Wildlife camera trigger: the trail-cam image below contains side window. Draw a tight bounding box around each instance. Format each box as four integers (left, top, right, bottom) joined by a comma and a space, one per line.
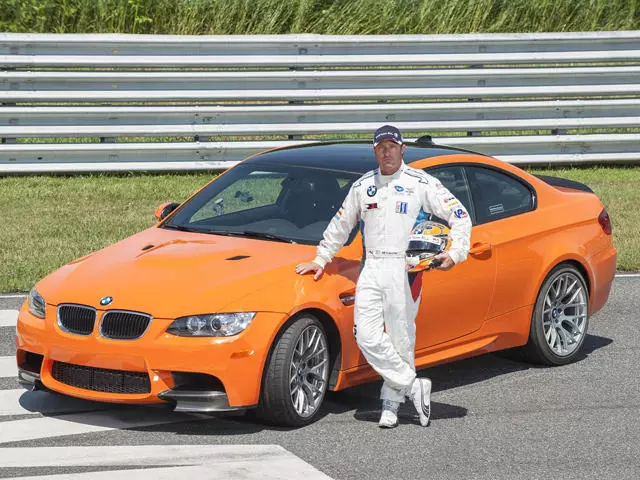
465, 166, 535, 224
425, 165, 476, 225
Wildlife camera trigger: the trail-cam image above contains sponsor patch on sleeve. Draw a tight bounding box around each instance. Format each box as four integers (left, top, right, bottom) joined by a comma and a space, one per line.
454, 208, 468, 219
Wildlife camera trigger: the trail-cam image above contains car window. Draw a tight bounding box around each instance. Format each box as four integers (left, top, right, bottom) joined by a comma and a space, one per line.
425, 165, 476, 225
190, 171, 286, 223
465, 166, 535, 224
165, 164, 358, 245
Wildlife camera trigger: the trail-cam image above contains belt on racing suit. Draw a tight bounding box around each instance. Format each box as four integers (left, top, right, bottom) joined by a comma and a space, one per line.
366, 248, 405, 258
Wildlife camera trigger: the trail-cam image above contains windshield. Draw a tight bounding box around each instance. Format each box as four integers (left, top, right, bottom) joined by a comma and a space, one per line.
164, 164, 360, 245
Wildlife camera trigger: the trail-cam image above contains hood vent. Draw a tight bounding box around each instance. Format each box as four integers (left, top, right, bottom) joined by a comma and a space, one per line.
226, 255, 250, 261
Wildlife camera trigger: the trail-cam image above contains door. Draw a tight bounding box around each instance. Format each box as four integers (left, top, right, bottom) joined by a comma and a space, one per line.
463, 165, 538, 319
414, 165, 497, 349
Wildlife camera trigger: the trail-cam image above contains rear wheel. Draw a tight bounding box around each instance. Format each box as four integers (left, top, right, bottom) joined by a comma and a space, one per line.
523, 264, 589, 365
256, 315, 330, 427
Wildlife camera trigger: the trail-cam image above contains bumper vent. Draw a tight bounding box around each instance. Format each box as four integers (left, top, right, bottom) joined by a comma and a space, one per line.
100, 311, 151, 340
51, 361, 151, 394
58, 305, 96, 335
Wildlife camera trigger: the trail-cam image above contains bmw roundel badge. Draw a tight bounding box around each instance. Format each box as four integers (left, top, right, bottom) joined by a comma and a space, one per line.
100, 296, 113, 306
367, 185, 377, 197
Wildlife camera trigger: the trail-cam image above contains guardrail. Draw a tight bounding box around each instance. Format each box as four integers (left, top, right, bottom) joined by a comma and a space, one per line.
1, 32, 639, 173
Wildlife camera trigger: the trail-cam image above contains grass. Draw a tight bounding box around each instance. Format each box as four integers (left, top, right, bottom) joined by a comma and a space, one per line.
1, 0, 638, 34
1, 166, 638, 293
0, 172, 211, 293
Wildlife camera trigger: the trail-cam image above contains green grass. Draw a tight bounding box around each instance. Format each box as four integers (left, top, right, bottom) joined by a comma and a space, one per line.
1, 166, 638, 293
0, 172, 212, 293
1, 0, 638, 34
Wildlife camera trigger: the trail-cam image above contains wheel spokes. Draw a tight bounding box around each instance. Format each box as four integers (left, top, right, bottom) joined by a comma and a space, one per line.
543, 272, 587, 357
301, 382, 315, 410
289, 325, 329, 417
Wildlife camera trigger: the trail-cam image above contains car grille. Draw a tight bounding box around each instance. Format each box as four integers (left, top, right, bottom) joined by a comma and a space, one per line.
58, 305, 96, 335
51, 361, 151, 394
100, 311, 151, 340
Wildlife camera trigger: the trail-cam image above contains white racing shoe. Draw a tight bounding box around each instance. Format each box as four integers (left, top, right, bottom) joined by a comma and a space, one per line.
378, 399, 400, 428
409, 378, 432, 427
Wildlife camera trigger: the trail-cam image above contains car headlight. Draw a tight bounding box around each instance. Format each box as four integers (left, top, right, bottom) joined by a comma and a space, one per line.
166, 312, 256, 337
28, 288, 46, 319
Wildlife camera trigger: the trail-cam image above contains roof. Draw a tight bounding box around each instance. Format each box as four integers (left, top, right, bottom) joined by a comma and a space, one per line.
243, 141, 474, 174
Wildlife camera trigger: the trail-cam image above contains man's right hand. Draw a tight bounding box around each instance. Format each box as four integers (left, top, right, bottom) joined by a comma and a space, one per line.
295, 261, 324, 281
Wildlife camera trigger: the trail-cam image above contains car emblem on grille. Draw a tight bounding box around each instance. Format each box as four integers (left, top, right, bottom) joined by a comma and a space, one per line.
100, 296, 113, 306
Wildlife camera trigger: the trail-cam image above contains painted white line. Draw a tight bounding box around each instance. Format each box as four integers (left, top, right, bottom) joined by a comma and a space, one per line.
0, 355, 16, 378
0, 389, 112, 417
0, 445, 334, 479
0, 407, 206, 444
0, 309, 18, 327
615, 273, 640, 277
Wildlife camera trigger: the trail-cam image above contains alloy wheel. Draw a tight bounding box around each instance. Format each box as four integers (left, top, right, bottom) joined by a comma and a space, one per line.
542, 272, 588, 357
289, 325, 329, 418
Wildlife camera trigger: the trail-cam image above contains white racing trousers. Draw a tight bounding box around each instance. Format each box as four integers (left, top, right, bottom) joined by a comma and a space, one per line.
354, 255, 422, 403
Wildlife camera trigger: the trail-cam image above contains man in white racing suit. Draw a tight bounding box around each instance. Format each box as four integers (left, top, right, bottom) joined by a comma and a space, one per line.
296, 125, 472, 428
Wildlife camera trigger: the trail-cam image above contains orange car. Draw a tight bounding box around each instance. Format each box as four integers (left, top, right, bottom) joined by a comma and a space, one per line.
16, 140, 616, 426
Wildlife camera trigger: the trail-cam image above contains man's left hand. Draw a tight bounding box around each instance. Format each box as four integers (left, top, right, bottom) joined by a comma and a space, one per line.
431, 253, 455, 271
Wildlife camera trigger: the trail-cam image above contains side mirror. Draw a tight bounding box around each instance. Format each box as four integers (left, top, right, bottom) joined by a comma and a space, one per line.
155, 202, 180, 221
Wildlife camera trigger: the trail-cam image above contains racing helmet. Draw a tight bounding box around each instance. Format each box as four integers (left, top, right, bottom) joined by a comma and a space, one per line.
406, 221, 452, 273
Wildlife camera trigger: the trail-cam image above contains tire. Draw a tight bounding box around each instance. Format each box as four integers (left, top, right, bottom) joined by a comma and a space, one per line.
255, 315, 330, 427
521, 263, 590, 365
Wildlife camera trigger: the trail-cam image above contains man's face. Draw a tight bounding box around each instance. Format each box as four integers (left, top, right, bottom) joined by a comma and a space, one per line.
374, 140, 406, 175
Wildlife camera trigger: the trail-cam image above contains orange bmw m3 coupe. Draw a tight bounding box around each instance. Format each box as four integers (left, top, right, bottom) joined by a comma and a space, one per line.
16, 141, 616, 426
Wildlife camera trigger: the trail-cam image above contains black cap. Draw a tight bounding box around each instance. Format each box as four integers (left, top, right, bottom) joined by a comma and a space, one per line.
373, 125, 403, 147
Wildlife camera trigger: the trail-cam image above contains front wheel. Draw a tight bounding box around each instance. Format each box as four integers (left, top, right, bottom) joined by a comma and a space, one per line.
256, 315, 330, 427
523, 264, 590, 365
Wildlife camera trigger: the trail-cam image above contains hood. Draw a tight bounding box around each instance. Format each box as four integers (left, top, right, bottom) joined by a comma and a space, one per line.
37, 227, 317, 318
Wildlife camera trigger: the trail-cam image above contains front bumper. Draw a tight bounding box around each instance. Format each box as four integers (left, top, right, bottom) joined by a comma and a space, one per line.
16, 303, 286, 410
158, 389, 237, 412
17, 367, 45, 390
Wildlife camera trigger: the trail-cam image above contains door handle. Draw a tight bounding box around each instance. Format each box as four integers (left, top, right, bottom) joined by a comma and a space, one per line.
469, 242, 492, 256
339, 289, 356, 306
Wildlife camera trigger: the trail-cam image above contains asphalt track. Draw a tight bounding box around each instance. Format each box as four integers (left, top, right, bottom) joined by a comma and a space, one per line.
0, 277, 638, 479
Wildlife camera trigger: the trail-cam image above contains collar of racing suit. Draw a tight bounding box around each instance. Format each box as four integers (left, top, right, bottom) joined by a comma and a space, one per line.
376, 162, 406, 185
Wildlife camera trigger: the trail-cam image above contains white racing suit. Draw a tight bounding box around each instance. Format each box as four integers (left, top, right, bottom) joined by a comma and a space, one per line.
313, 163, 472, 403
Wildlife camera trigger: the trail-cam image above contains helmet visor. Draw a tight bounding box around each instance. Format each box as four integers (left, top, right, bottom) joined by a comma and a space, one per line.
406, 238, 443, 256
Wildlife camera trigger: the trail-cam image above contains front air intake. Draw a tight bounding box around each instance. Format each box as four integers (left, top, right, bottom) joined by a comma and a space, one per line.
51, 361, 151, 394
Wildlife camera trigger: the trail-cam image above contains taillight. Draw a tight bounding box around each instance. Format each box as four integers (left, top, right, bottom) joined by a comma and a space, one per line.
598, 209, 612, 235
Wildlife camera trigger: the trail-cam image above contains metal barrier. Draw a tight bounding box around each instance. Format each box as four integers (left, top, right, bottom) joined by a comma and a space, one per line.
1, 32, 639, 173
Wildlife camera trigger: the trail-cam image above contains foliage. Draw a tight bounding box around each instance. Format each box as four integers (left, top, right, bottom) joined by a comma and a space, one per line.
0, 0, 638, 34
